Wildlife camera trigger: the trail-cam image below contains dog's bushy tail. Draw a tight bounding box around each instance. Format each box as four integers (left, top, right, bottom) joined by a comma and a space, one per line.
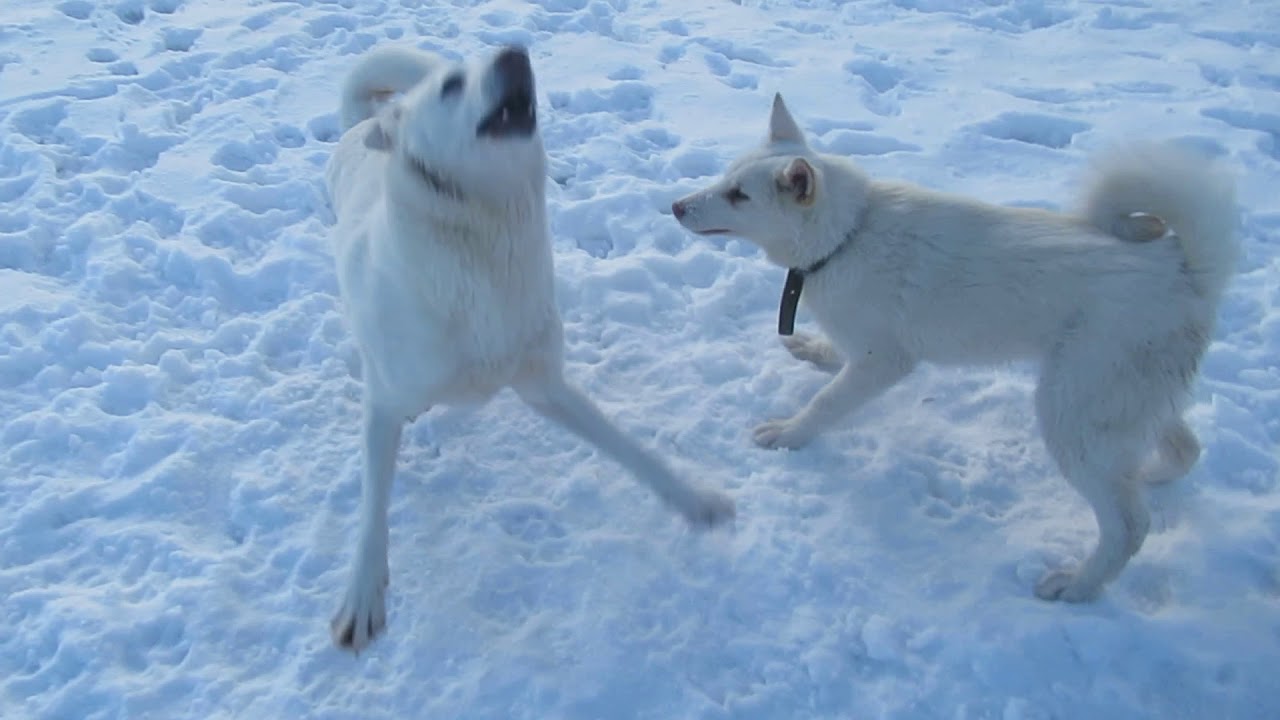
1082, 142, 1239, 300
340, 47, 440, 132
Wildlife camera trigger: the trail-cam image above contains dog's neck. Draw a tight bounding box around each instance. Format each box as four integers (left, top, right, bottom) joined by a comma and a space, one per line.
406, 154, 465, 202
795, 224, 857, 276
778, 225, 858, 336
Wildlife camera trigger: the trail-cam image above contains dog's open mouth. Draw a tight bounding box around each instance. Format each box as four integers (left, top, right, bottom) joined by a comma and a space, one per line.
477, 91, 535, 138
477, 47, 537, 139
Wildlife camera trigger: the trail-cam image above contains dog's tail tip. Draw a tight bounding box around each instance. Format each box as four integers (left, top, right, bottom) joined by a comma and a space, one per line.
1082, 141, 1239, 300
339, 46, 440, 132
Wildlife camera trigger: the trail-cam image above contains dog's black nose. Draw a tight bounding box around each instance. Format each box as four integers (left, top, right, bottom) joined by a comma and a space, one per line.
495, 46, 532, 94
671, 200, 687, 219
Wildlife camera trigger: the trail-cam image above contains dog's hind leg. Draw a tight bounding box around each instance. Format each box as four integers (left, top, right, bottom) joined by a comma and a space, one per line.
1035, 464, 1148, 602
514, 367, 735, 528
781, 332, 843, 373
754, 338, 913, 450
331, 398, 403, 652
1142, 417, 1200, 485
1033, 355, 1151, 602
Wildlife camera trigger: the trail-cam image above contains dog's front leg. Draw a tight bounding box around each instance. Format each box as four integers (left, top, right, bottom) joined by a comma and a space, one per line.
781, 332, 844, 373
514, 371, 735, 528
331, 399, 402, 652
755, 344, 913, 449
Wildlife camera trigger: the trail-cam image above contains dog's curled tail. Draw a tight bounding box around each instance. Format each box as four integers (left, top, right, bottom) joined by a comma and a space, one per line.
340, 47, 440, 132
1082, 142, 1239, 300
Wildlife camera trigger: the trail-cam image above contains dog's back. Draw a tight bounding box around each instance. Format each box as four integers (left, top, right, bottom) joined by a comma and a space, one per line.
820, 142, 1237, 369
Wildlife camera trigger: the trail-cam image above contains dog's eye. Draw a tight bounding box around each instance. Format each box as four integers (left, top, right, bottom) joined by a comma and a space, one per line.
726, 186, 750, 205
440, 73, 464, 98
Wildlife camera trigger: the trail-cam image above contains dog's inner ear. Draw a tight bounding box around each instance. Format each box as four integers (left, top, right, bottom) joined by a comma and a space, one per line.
363, 103, 403, 152
777, 157, 817, 206
768, 93, 806, 146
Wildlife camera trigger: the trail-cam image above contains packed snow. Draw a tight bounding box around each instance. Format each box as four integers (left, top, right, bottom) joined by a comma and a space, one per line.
2, 0, 1277, 718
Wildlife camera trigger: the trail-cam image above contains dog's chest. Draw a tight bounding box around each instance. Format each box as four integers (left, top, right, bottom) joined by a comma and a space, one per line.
798, 259, 886, 336
436, 266, 555, 360
357, 230, 558, 404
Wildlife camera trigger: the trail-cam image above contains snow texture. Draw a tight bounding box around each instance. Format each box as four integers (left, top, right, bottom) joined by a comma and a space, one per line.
2, 0, 1277, 718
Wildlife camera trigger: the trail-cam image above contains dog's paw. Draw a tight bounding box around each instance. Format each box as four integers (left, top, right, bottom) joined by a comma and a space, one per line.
331, 568, 389, 653
780, 332, 841, 371
1034, 568, 1101, 603
753, 419, 811, 450
679, 488, 736, 529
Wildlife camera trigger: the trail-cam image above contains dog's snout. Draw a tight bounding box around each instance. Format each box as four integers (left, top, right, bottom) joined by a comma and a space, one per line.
495, 46, 533, 92
671, 200, 687, 219
496, 45, 530, 68
478, 45, 537, 138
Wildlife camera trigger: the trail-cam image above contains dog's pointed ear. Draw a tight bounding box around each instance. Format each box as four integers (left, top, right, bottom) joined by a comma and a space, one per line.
776, 157, 817, 206
768, 93, 806, 146
363, 103, 403, 151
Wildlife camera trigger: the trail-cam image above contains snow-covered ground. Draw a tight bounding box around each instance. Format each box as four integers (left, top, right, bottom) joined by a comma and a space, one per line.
2, 0, 1277, 717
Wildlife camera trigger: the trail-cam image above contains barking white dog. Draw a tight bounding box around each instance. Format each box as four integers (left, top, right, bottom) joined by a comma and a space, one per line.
673, 94, 1237, 602
325, 45, 734, 651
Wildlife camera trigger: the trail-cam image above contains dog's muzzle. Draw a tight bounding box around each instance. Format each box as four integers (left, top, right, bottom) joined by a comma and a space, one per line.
477, 46, 537, 139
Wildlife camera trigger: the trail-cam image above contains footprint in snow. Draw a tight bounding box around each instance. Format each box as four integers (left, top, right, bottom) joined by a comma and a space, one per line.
492, 499, 568, 545
843, 58, 904, 94
1201, 107, 1280, 160
659, 18, 688, 37
149, 0, 183, 14
87, 48, 119, 63
108, 189, 185, 238
778, 19, 826, 34
161, 27, 202, 53
12, 101, 70, 145
97, 125, 183, 174
973, 111, 1091, 149
964, 2, 1076, 33
547, 83, 654, 122
607, 65, 644, 81
693, 37, 787, 67
273, 125, 306, 149
0, 172, 38, 204
57, 0, 93, 20
1093, 8, 1177, 31
703, 51, 731, 78
304, 14, 358, 39
307, 114, 342, 144
212, 138, 279, 173
817, 129, 920, 156
115, 0, 147, 25
0, 209, 31, 234
658, 43, 684, 64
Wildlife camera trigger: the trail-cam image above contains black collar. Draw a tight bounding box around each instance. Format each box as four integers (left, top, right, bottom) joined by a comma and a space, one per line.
407, 155, 465, 201
777, 229, 855, 336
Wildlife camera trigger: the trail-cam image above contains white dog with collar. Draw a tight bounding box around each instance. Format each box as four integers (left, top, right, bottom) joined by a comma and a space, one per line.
673, 94, 1236, 603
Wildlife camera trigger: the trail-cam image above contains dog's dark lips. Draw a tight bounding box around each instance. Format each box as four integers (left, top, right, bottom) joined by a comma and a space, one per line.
477, 92, 536, 138
695, 229, 732, 236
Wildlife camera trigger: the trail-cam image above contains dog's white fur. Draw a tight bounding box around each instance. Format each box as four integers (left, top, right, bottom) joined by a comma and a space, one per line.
325, 46, 734, 652
674, 94, 1237, 602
